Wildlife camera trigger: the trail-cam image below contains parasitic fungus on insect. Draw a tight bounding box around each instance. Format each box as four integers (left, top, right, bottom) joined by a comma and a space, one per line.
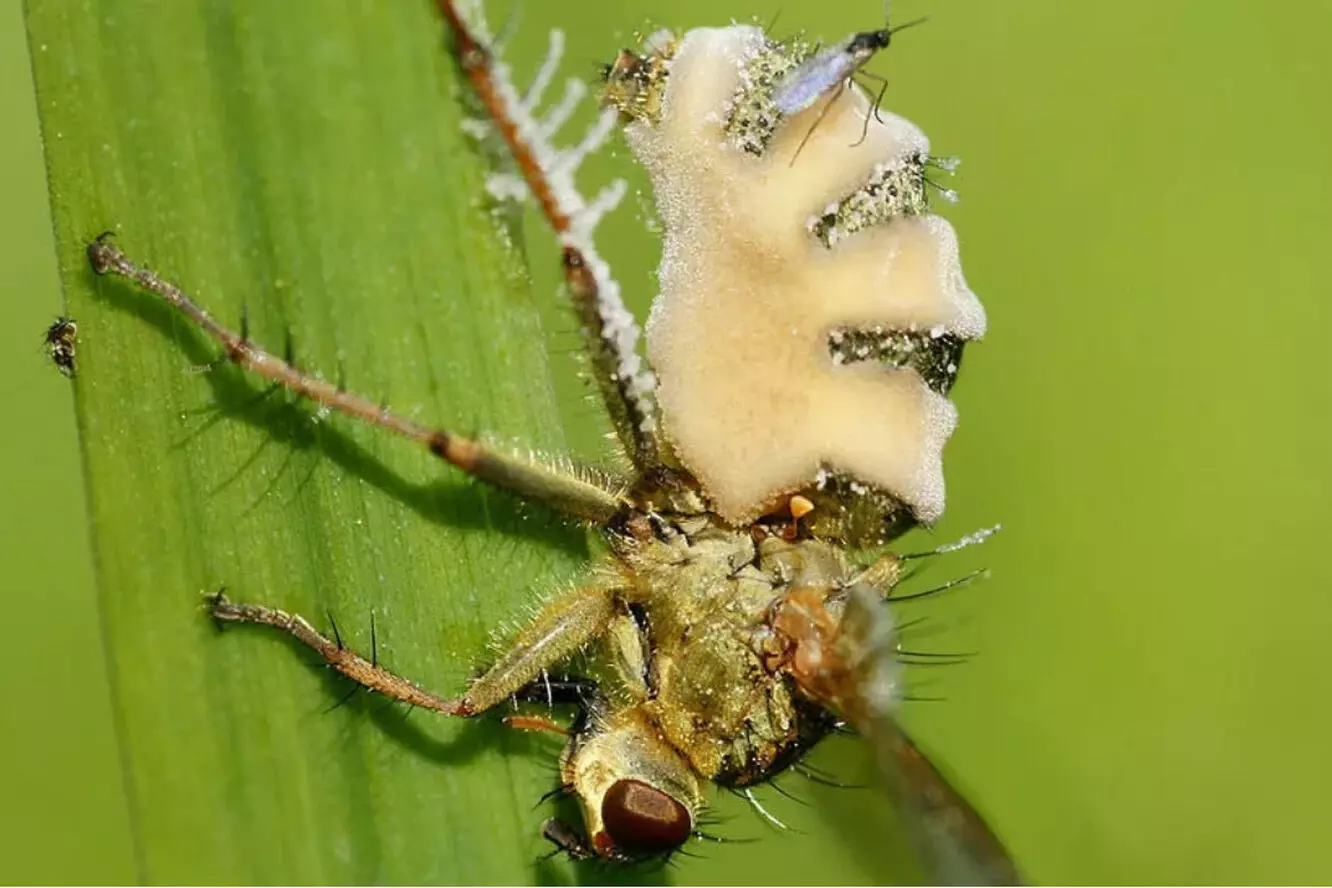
613, 26, 985, 529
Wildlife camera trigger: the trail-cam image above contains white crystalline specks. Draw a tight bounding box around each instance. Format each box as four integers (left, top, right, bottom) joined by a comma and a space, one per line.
931, 523, 1002, 554
627, 26, 985, 524
559, 233, 653, 409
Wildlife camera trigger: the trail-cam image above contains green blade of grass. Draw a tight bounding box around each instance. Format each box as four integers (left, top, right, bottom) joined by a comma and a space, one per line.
26, 0, 923, 883
26, 1, 595, 882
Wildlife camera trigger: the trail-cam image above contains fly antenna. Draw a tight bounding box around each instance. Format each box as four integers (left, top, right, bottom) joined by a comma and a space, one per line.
888, 15, 931, 38
883, 0, 931, 36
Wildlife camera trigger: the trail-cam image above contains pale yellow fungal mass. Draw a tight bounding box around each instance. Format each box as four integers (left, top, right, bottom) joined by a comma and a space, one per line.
625, 26, 985, 525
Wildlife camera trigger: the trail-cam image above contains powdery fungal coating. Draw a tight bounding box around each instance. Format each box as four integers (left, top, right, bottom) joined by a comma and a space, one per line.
727, 38, 813, 154
461, 15, 658, 439
627, 26, 985, 525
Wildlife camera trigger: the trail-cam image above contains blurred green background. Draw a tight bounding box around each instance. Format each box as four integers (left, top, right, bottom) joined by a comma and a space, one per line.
4, 0, 1331, 884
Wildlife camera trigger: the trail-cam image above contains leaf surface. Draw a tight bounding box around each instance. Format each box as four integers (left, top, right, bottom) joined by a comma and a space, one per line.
27, 1, 597, 881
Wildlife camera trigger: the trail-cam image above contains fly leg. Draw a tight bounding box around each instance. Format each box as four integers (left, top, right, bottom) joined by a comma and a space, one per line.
207, 585, 615, 717
432, 1, 660, 470
788, 80, 848, 167
207, 590, 467, 715
88, 235, 625, 524
451, 586, 616, 715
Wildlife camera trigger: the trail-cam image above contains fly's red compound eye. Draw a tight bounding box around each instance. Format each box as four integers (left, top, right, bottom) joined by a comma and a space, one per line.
600, 778, 692, 853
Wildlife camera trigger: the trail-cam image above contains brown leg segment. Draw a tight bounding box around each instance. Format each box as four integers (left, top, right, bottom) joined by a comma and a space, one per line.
206, 590, 469, 715
207, 583, 615, 719
431, 1, 660, 471
88, 235, 624, 524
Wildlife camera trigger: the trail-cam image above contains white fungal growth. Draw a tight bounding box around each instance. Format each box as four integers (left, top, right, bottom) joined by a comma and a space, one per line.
522, 28, 564, 113
453, 6, 656, 433
538, 79, 587, 140
625, 26, 985, 524
484, 172, 529, 202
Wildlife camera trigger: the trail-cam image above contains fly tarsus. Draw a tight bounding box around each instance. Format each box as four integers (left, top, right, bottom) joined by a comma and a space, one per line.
205, 589, 471, 716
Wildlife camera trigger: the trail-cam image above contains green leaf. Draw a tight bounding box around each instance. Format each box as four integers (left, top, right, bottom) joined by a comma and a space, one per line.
27, 1, 596, 882
25, 0, 915, 883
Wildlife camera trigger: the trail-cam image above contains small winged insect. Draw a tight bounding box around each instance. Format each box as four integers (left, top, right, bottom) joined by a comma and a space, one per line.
90, 1, 1018, 881
772, 19, 924, 117
771, 4, 928, 162
44, 316, 78, 377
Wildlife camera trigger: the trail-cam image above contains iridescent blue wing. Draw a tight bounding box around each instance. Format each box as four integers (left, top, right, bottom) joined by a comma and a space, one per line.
772, 43, 855, 115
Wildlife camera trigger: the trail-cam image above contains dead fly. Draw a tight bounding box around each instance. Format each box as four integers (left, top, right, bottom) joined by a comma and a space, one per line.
89, 1, 1018, 882
44, 316, 78, 377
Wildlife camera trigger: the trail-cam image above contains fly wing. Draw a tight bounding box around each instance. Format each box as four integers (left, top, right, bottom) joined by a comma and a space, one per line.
864, 716, 1022, 885
840, 585, 1023, 886
771, 44, 849, 115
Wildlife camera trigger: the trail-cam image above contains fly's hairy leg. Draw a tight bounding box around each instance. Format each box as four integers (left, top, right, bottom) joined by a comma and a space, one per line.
207, 585, 615, 718
432, 1, 660, 471
456, 584, 615, 714
87, 235, 624, 524
206, 591, 468, 715
562, 247, 656, 470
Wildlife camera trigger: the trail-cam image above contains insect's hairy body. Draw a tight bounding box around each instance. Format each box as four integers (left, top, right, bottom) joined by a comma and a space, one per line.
526, 479, 882, 860
609, 504, 853, 785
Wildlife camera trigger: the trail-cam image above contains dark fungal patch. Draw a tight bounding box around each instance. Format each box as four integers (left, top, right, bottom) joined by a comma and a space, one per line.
828, 325, 964, 395
800, 469, 918, 546
726, 37, 814, 155
808, 152, 929, 247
